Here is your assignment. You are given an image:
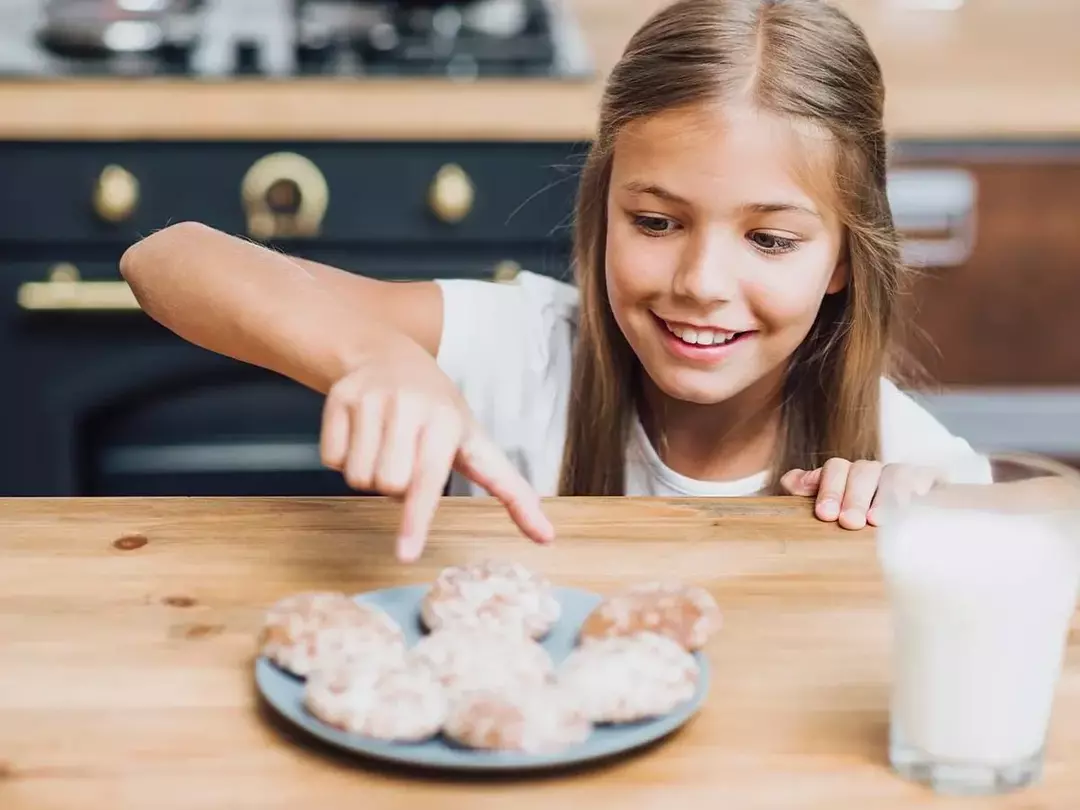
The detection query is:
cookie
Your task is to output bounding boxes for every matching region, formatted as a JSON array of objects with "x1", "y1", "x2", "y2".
[
  {"x1": 304, "y1": 662, "x2": 447, "y2": 742},
  {"x1": 420, "y1": 559, "x2": 561, "y2": 639},
  {"x1": 558, "y1": 632, "x2": 700, "y2": 724},
  {"x1": 443, "y1": 684, "x2": 592, "y2": 754},
  {"x1": 578, "y1": 581, "x2": 722, "y2": 651},
  {"x1": 258, "y1": 592, "x2": 406, "y2": 677},
  {"x1": 407, "y1": 626, "x2": 554, "y2": 701}
]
